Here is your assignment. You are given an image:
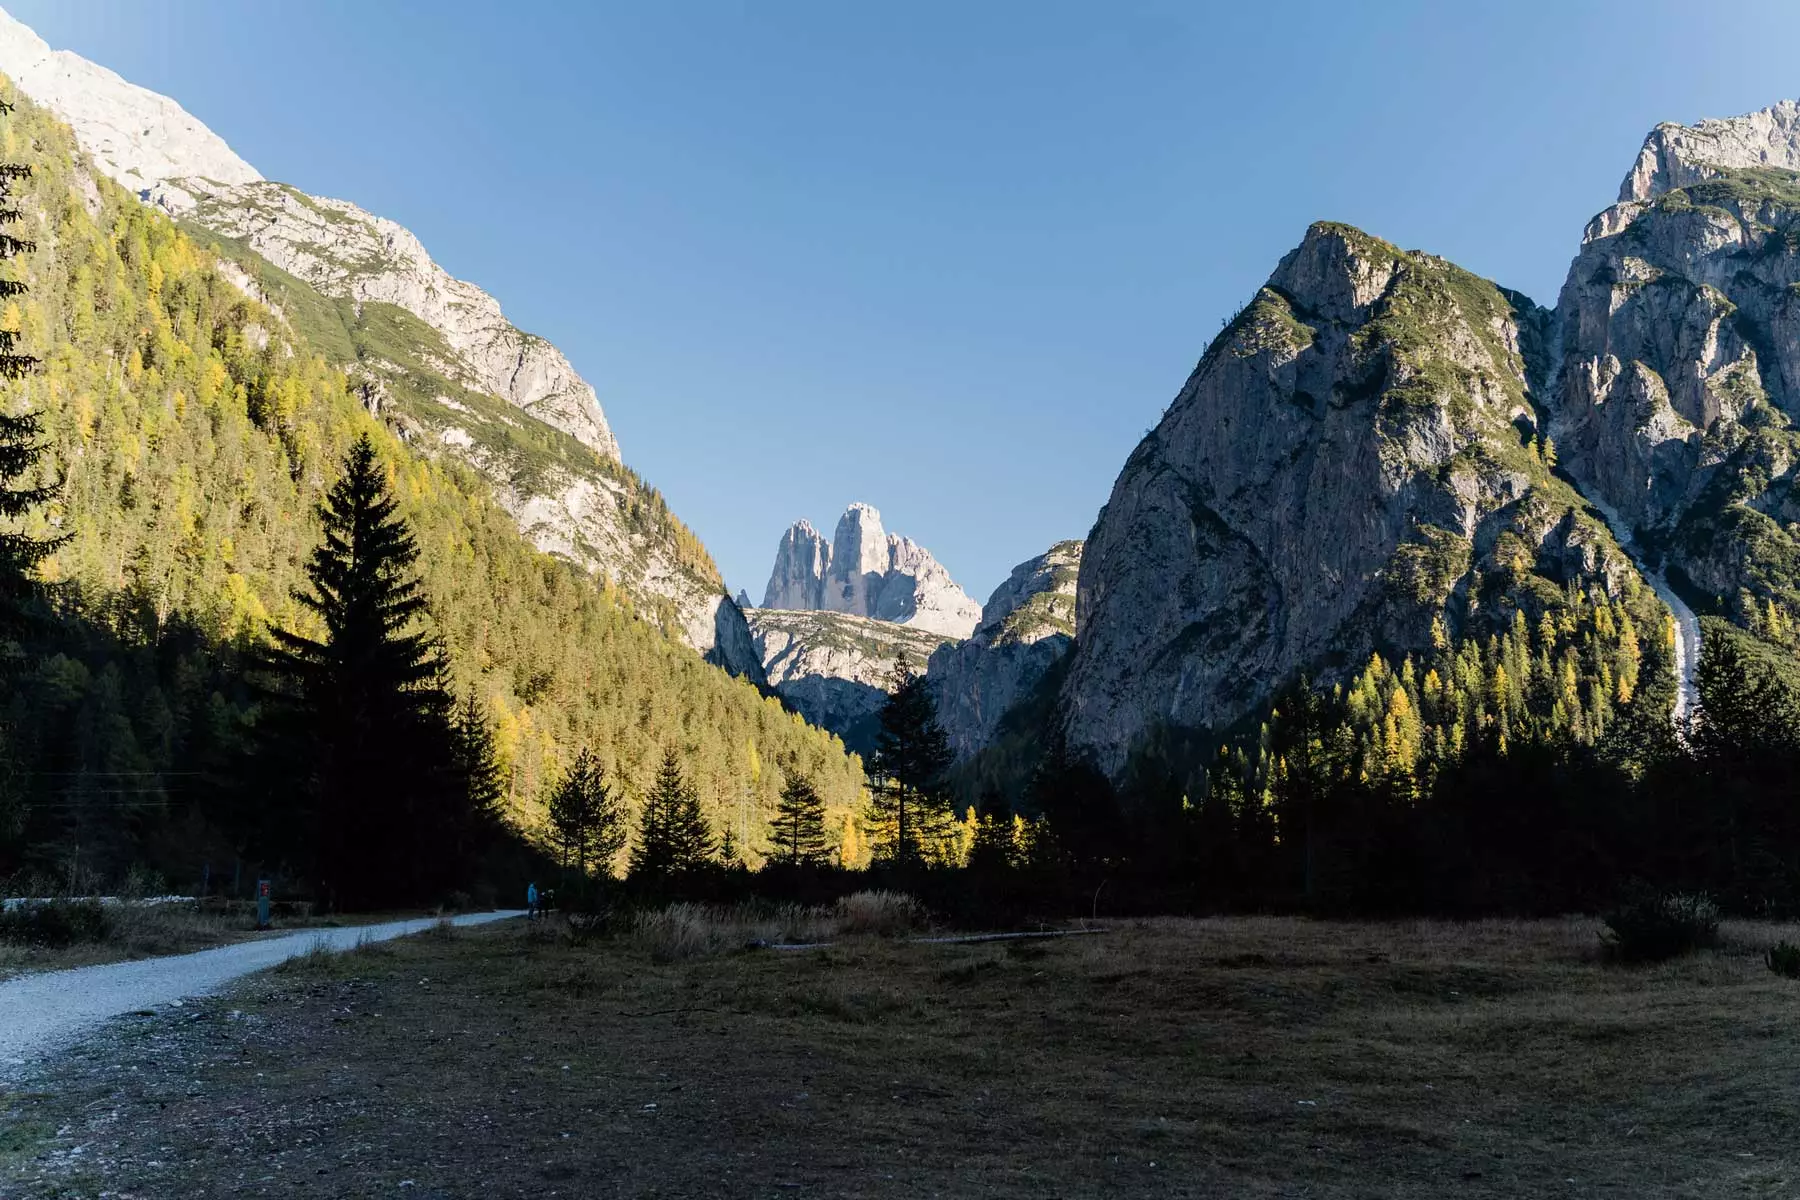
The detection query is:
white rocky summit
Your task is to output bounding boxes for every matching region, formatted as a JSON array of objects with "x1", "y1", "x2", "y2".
[
  {"x1": 761, "y1": 504, "x2": 981, "y2": 639},
  {"x1": 0, "y1": 5, "x2": 617, "y2": 462},
  {"x1": 1620, "y1": 100, "x2": 1800, "y2": 202},
  {"x1": 0, "y1": 8, "x2": 258, "y2": 193}
]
